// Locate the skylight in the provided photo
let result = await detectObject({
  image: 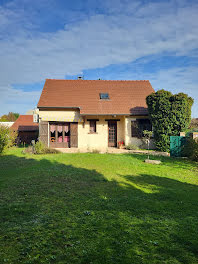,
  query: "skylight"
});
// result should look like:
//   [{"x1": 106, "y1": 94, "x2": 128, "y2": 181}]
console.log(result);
[{"x1": 100, "y1": 93, "x2": 109, "y2": 100}]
